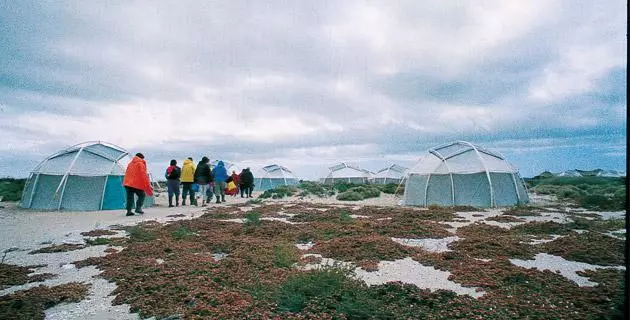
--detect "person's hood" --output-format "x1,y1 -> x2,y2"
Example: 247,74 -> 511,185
183,159 -> 193,166
131,156 -> 145,164
217,161 -> 225,167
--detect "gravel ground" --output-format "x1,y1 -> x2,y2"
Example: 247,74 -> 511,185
510,253 -> 626,287
0,193 -> 256,320
0,192 -> 625,318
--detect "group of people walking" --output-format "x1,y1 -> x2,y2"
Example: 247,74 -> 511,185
122,153 -> 256,215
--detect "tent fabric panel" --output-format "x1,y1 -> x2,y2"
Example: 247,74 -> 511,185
329,167 -> 368,178
69,151 -> 118,176
372,177 -> 402,185
102,175 -> 127,210
515,174 -> 530,204
426,174 -> 453,206
404,174 -> 428,206
20,175 -> 37,208
489,172 -> 519,206
452,173 -> 491,207
60,175 -> 106,211
30,174 -> 64,210
443,150 -> 486,173
83,144 -> 126,161
37,153 -> 77,175
433,144 -> 467,158
478,153 -> 514,173
256,178 -> 299,191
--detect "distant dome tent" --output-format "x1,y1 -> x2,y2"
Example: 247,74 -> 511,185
403,141 -> 528,208
373,164 -> 409,184
320,162 -> 372,185
254,164 -> 300,191
20,141 -> 154,211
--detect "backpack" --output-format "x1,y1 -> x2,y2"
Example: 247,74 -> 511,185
167,166 -> 181,180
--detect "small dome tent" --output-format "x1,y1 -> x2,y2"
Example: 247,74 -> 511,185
254,164 -> 300,191
404,141 -> 528,208
320,162 -> 371,185
373,164 -> 408,184
20,141 -> 154,211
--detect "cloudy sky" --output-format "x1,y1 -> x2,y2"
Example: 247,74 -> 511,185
0,0 -> 626,180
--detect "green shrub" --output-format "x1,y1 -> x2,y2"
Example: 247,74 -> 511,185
274,243 -> 299,268
277,267 -> 362,312
298,181 -> 333,197
0,178 -> 26,202
127,226 -> 156,242
336,191 -> 364,201
333,182 -> 361,193
244,211 -> 261,226
348,186 -> 381,199
171,226 -> 197,240
378,183 -> 402,194
259,185 -> 298,199
85,237 -> 112,246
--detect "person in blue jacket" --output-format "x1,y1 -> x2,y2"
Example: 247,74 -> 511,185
212,160 -> 229,203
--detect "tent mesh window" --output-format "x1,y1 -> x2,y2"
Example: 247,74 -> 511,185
403,141 -> 529,208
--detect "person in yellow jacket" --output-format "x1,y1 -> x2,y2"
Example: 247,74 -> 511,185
180,157 -> 196,205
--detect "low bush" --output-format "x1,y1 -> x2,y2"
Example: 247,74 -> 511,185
170,226 -> 197,240
85,238 -> 112,246
258,185 -> 298,199
378,183 -> 402,194
0,178 -> 26,202
273,243 -> 299,269
298,181 -> 333,197
127,226 -> 156,242
336,191 -> 363,201
244,211 -> 261,226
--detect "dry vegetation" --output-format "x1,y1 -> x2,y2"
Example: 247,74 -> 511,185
66,202 -> 625,319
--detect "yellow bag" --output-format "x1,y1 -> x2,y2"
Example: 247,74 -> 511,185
227,181 -> 237,191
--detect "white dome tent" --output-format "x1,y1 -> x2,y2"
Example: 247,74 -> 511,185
403,141 -> 529,208
20,141 -> 155,211
373,164 -> 409,184
320,162 -> 372,185
254,164 -> 300,191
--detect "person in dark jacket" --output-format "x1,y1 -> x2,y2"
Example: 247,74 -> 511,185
239,168 -> 255,198
164,159 -> 181,207
212,160 -> 228,203
194,156 -> 213,206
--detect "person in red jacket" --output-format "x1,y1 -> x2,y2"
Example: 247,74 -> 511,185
123,153 -> 154,216
230,170 -> 240,197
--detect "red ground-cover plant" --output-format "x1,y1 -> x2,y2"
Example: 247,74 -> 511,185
80,229 -> 118,237
71,202 -> 626,319
0,283 -> 90,320
541,232 -> 625,266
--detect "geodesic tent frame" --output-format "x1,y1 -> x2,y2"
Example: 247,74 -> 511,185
254,164 -> 300,191
321,162 -> 371,185
403,141 -> 529,208
372,164 -> 408,184
20,141 -> 154,211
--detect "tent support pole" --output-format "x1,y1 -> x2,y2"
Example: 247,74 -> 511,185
472,147 -> 495,207
56,147 -> 84,210
27,173 -> 39,208
449,173 -> 455,206
510,173 -> 521,204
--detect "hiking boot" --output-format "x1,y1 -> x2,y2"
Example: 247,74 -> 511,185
135,209 -> 144,214
168,204 -> 175,208
126,211 -> 134,216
